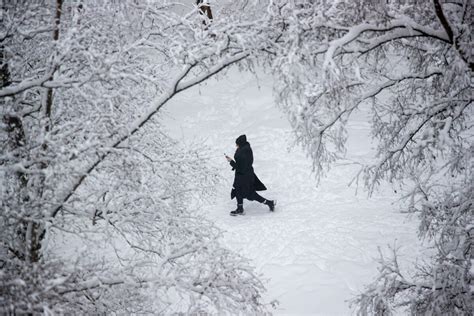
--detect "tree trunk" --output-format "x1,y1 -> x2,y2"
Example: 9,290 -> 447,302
44,0 -> 63,132
12,0 -> 64,263
26,0 -> 65,263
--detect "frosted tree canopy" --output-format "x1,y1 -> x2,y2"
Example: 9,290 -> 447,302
1,0 -> 472,314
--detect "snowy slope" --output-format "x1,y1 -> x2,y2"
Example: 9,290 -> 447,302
163,68 -> 421,315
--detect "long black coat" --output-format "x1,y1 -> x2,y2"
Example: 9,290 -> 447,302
230,142 -> 266,200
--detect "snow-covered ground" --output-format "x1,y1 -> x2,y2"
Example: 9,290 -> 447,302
163,68 -> 421,315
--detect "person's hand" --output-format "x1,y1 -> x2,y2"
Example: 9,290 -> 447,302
225,155 -> 232,162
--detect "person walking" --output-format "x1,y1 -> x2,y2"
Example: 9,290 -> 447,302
225,134 -> 276,216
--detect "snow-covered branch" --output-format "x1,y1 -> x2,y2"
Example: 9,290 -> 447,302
0,68 -> 56,97
1,2 -> 266,313
51,51 -> 250,218
268,1 -> 473,313
323,18 -> 449,68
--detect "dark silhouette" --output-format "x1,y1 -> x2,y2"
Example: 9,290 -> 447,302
225,135 -> 275,216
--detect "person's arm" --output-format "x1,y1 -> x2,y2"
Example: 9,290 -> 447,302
230,152 -> 246,172
225,154 -> 236,170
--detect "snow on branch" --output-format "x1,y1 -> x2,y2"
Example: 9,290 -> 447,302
50,52 -> 249,218
270,3 -> 472,312
0,68 -> 56,97
323,18 -> 450,68
1,2 -> 267,313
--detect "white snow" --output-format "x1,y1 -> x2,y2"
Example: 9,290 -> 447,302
163,68 -> 421,315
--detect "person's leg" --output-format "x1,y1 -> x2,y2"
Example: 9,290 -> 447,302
236,194 -> 244,206
230,192 -> 244,216
252,192 -> 276,211
252,192 -> 266,203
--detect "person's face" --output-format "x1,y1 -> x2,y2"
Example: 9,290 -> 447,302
236,144 -> 239,149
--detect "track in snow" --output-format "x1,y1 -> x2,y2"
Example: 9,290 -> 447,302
163,68 -> 420,315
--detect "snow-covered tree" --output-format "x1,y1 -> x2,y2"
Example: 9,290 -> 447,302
262,0 -> 472,314
2,0 -> 471,313
0,1 -> 267,313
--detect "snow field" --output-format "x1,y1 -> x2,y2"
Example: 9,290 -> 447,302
163,68 -> 421,315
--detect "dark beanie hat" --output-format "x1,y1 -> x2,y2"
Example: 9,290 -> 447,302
235,134 -> 247,146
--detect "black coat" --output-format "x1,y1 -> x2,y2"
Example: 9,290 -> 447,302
229,142 -> 266,200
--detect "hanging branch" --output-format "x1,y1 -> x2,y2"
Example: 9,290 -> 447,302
51,51 -> 249,218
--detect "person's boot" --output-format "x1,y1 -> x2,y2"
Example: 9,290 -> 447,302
265,200 -> 276,212
230,204 -> 244,216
